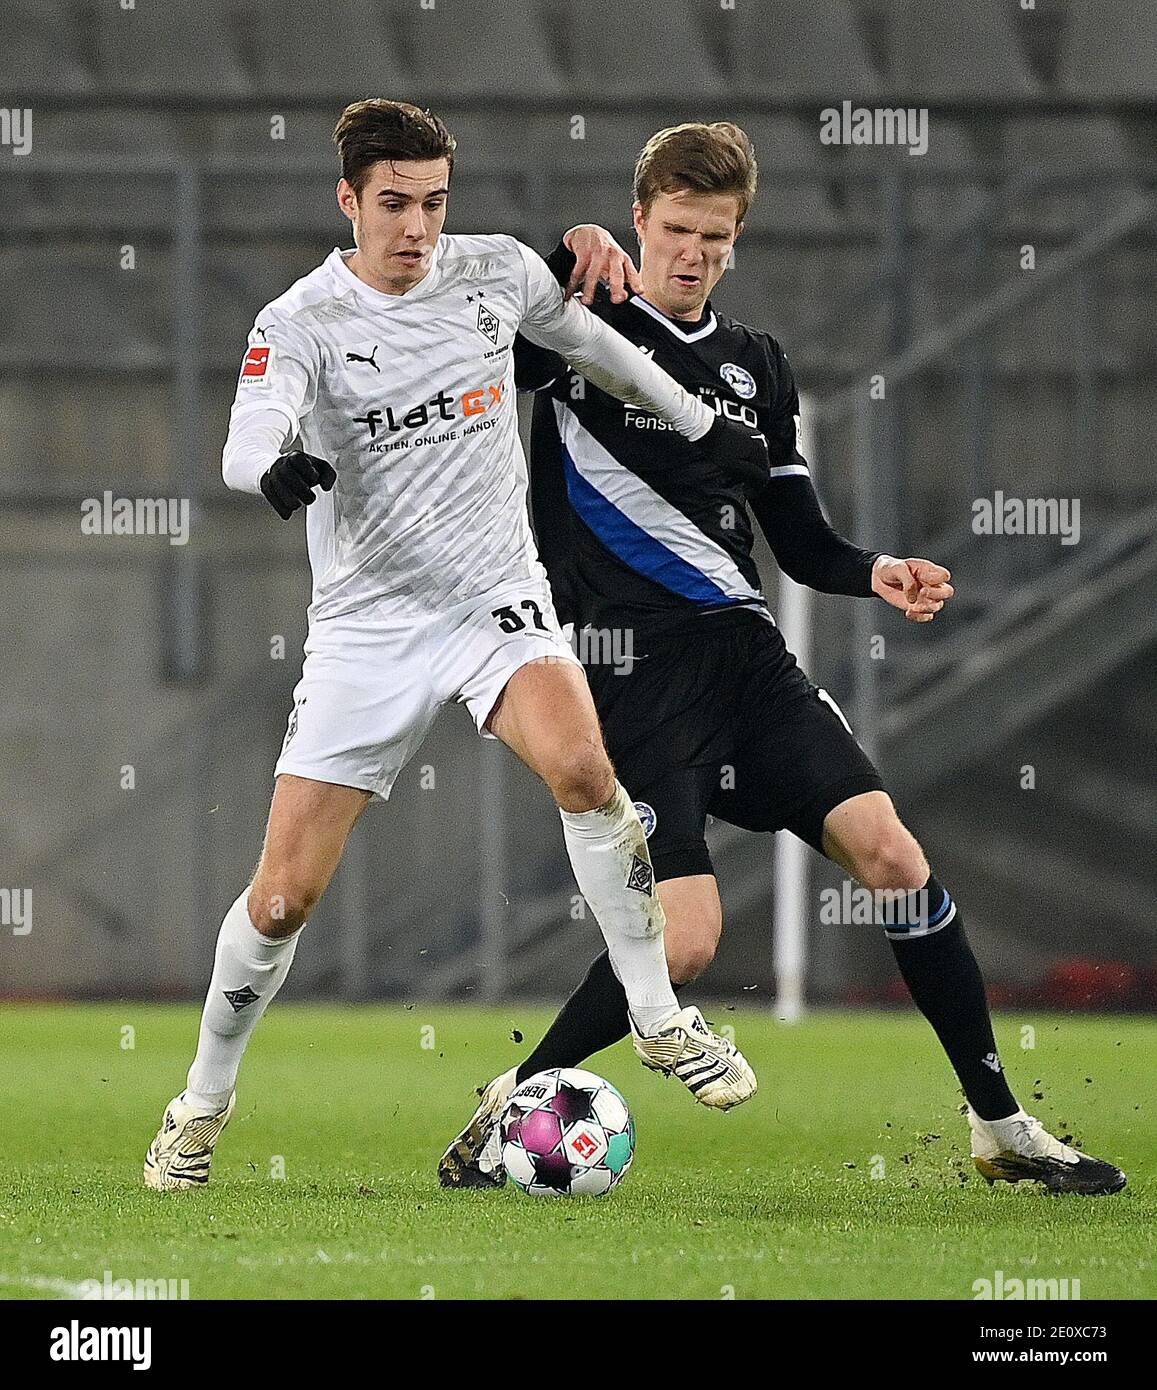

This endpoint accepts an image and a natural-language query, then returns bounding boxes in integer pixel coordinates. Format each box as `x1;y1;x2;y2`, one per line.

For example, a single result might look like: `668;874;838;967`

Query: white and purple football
499;1067;635;1197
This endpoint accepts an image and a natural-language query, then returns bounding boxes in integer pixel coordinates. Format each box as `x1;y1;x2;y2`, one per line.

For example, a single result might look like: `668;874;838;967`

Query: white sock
184;889;302;1112
560;782;678;1035
977;1107;1031;1142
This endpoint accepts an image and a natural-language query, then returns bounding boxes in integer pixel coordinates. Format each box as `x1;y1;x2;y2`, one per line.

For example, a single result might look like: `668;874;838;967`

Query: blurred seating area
2;0;1154;389
5;0;1157;102
2;0;1155;1001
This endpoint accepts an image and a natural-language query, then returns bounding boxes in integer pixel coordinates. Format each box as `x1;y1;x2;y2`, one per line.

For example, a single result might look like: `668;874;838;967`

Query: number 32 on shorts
491;599;549;634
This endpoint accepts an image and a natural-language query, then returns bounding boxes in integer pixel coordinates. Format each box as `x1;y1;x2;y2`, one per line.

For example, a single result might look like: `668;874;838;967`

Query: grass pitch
1;1005;1151;1300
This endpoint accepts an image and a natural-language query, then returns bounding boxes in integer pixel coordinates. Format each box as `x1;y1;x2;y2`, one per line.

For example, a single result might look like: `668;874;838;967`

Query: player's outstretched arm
752;335;953;618
751;472;954;618
751;474;882;597
513;227;642;389
753;476;954;620
515;241;768;484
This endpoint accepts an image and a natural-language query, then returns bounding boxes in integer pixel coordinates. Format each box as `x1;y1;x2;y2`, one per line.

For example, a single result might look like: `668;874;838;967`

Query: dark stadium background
1;0;1154;1013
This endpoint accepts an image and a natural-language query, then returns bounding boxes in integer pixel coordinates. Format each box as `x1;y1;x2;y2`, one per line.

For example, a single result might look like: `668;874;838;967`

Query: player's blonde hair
633;122;757;225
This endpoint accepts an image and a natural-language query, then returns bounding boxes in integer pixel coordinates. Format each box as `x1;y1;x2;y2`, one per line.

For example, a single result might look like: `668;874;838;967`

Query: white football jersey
227;235;565;621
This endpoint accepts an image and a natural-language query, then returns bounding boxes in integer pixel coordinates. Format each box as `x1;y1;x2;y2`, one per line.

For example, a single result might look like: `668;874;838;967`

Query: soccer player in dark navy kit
439;122;1124;1195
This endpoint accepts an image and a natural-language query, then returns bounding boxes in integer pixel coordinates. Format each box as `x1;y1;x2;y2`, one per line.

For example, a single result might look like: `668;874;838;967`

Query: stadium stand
730;114;845;236
204;112;352;236
0;1;91;96
1059;0;1157;98
0;248;167;373
567;0;727;99
429;110;532;235
3;0;1156;1002
247;1;410;100
889;0;1041;98
728;0;880;100
1002;115;1142;236
94;1;251;100
403;0;566;101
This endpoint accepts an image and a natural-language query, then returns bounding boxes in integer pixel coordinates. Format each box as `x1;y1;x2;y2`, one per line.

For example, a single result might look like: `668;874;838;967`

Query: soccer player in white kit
144;101;762;1190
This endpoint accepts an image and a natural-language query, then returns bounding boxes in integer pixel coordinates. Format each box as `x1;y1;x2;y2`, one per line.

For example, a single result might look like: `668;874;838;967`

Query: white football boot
969;1107;1126;1195
438;1067;518;1188
143;1091;235;1192
631;1006;757;1110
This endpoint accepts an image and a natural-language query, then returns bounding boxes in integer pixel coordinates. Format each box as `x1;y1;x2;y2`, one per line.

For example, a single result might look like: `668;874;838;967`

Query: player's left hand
871;555;955;623
562;224;644;305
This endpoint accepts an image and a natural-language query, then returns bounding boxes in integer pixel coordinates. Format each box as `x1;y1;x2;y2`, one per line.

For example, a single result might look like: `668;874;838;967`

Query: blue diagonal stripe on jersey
555;402;768;610
562;451;738;604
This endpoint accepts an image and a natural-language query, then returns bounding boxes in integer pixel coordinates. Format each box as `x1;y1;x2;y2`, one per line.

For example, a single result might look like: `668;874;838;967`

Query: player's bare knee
549;747;616;813
857;828;928;892
247;875;319;937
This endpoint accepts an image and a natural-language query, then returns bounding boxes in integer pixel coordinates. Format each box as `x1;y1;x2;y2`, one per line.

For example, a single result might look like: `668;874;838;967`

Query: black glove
699;414;771;491
259;451;337;519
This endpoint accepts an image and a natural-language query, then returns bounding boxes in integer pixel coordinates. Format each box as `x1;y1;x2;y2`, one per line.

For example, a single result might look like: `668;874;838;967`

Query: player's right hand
259;451;337;519
562;224;643;305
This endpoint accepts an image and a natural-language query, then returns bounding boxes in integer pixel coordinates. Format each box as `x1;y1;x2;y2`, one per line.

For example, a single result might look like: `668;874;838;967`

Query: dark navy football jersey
520;289;814;639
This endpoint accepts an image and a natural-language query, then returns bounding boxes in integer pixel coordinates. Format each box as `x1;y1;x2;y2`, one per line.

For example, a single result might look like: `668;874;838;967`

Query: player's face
633;189;743;319
338;158;451;295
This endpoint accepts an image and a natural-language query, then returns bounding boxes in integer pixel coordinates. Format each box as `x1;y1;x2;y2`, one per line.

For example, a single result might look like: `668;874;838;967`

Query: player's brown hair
333;99;457;194
633;121;757;224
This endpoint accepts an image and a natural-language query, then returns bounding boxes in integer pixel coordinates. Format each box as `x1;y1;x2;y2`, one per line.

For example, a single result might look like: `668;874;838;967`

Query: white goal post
772;391;818;1021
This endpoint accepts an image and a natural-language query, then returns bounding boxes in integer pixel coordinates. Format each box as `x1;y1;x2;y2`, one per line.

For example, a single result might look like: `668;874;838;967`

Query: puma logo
345;344;380;372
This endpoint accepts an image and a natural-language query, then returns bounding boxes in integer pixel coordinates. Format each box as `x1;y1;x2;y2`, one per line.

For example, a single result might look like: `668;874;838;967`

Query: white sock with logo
184;889;302;1113
559;782;678;1036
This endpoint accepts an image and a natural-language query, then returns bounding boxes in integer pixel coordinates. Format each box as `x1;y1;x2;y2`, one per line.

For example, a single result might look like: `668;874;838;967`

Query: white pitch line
0;1272;94;1298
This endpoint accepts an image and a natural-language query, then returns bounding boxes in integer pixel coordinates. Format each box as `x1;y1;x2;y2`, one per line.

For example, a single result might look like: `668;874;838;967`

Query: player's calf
661;875;724;984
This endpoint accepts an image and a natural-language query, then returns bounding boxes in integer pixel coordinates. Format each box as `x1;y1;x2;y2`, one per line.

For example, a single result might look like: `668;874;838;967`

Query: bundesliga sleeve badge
238;343;272;386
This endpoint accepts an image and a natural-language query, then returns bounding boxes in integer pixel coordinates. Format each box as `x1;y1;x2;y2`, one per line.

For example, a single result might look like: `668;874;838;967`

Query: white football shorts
274;576;581;799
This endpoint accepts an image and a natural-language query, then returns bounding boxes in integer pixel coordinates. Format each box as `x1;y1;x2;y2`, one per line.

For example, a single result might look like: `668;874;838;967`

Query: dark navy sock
517;951;682;1084
883;875;1019;1122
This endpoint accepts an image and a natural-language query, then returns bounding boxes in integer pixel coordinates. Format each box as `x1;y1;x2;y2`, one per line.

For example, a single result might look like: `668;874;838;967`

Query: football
499;1067;635;1197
